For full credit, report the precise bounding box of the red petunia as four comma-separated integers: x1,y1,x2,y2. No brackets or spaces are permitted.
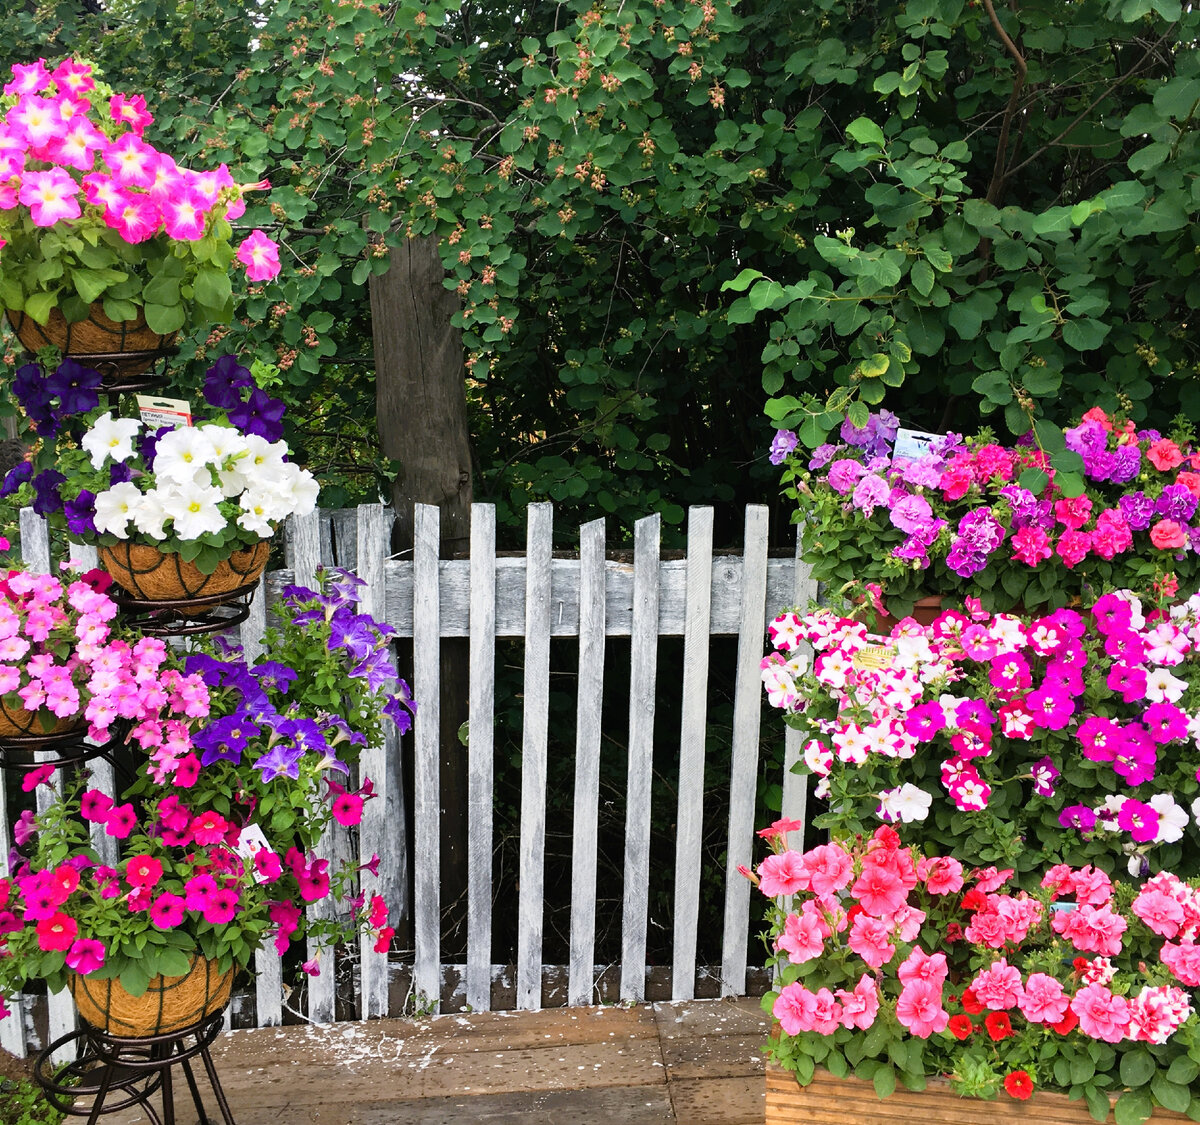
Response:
1003,1070,1034,1100
947,1014,974,1041
960,987,984,1015
984,1011,1013,1041
1049,1008,1079,1035
960,888,988,912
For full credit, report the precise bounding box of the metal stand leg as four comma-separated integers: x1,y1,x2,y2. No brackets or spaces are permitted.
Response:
34,1010,236,1124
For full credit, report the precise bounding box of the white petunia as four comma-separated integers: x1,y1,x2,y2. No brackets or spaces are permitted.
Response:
81,413,142,470
876,784,933,824
160,480,227,540
92,482,144,538
153,427,218,486
236,492,276,538
1150,793,1189,844
276,462,319,516
242,434,290,480
130,487,168,541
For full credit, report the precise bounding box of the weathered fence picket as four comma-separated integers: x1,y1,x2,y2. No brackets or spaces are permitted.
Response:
516,503,553,1011
672,506,714,1002
8,500,815,1051
466,504,497,1014
567,518,606,1008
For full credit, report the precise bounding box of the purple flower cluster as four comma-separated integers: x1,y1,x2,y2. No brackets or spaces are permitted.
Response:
946,510,1007,578
10,359,101,439
840,410,899,459
184,569,415,787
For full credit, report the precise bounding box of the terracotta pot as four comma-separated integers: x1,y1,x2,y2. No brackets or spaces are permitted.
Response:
69,957,235,1038
98,541,270,603
0,699,84,739
854,594,947,636
6,304,176,380
766,1062,1189,1125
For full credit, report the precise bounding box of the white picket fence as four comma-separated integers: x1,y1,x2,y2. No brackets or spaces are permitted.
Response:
3,501,813,1054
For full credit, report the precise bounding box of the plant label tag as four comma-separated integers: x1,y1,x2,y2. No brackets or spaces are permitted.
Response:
235,822,272,879
136,395,193,429
853,645,896,670
892,428,940,460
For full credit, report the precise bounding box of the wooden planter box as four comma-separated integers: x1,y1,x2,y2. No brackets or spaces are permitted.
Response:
766,1061,1191,1125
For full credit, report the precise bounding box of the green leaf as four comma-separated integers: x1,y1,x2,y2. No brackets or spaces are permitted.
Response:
1119,1048,1156,1088
1062,317,1111,352
873,1066,896,1100
1113,1089,1153,1125
1085,1086,1112,1122
1151,1073,1192,1114
143,302,186,335
722,268,765,293
1019,467,1049,493
23,290,58,325
193,267,233,311
910,259,934,297
846,117,886,147
1166,1057,1199,1085
1070,1056,1096,1085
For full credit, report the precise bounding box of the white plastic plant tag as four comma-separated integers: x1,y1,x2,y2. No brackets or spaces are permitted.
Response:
892,427,941,460
235,822,272,880
136,394,193,429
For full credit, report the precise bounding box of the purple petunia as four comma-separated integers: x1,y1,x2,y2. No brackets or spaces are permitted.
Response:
228,387,286,442
769,429,798,466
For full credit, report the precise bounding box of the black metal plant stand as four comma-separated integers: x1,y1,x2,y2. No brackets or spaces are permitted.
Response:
107,585,257,637
34,1010,237,1125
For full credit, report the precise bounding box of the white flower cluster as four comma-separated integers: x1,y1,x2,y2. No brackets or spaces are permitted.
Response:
82,413,319,542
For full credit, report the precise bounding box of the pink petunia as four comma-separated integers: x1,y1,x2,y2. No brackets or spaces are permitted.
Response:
773,983,818,1036
971,958,1024,1010
1071,982,1130,1043
237,229,281,281
850,862,907,917
847,914,894,969
836,975,879,1031
895,979,948,1038
1018,973,1069,1024
776,911,824,965
18,167,81,226
757,850,809,898
65,938,105,975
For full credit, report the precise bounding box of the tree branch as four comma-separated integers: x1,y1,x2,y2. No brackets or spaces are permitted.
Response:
1004,27,1176,180
983,0,1027,207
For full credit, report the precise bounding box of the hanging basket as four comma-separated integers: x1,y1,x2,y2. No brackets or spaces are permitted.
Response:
5,304,177,381
766,1062,1190,1125
0,700,84,739
69,957,235,1038
98,541,270,603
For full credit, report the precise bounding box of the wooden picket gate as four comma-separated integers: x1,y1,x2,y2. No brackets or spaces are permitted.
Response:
2,502,813,1056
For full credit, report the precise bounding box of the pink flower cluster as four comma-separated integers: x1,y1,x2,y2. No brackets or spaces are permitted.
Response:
0,58,279,278
0,568,207,748
759,830,1199,1051
762,589,1200,847
5,785,391,974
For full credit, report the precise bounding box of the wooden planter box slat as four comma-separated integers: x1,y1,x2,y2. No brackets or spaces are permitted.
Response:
766,1061,1191,1125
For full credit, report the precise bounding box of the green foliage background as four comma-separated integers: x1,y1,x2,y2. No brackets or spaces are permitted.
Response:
4,0,1199,526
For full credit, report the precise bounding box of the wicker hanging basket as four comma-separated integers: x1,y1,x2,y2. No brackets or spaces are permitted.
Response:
5,304,176,380
0,700,84,739
98,541,270,603
69,957,235,1038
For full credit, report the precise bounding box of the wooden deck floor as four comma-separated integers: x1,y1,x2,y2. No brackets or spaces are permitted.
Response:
100,997,771,1124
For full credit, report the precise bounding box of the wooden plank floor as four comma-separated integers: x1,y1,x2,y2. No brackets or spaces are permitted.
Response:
95,997,770,1124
